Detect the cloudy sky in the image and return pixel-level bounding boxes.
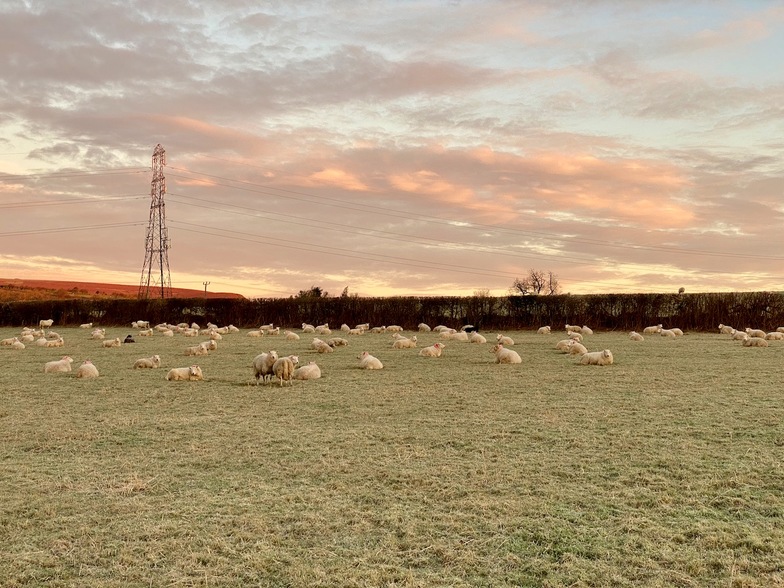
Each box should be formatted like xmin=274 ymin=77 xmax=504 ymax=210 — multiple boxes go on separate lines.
xmin=1 ymin=1 xmax=783 ymax=298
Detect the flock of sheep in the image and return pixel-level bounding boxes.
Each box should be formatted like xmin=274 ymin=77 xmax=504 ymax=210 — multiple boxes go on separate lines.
xmin=4 ymin=316 xmax=782 ymax=386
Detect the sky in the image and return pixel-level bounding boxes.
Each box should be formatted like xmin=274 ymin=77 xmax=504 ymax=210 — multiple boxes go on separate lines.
xmin=1 ymin=0 xmax=783 ymax=299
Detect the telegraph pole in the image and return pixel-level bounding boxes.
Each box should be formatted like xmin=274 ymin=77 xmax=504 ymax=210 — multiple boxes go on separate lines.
xmin=203 ymin=281 xmax=210 ymax=300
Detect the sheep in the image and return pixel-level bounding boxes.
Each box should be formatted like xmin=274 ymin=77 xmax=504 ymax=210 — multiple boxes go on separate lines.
xmin=730 ymin=329 xmax=747 ymax=341
xmin=182 ymin=328 xmax=198 ymax=337
xmin=166 ymin=365 xmax=204 ymax=381
xmin=1 ymin=336 xmax=17 ymax=346
xmin=660 ymin=329 xmax=677 ymax=338
xmin=132 ymin=320 xmax=150 ymax=329
xmin=629 ymin=331 xmax=644 ymax=341
xmin=432 ymin=325 xmax=450 ymax=333
xmin=161 ymin=329 xmax=174 ymax=337
xmin=284 ymin=330 xmax=300 ymax=341
xmin=185 ymin=343 xmax=209 ymax=356
xmin=46 ymin=331 xmax=61 ymax=340
xmin=340 ymin=323 xmax=351 ymax=332
xmin=579 ymin=349 xmax=614 ymax=366
xmin=568 ymin=342 xmax=588 ymax=356
xmin=138 ymin=328 xmax=154 ymax=337
xmin=392 ymin=336 xmax=418 ymax=349
xmin=419 ymin=342 xmax=445 ymax=357
xmin=20 ymin=333 xmax=34 ymax=343
xmin=258 ymin=323 xmax=274 ymax=332
xmin=11 ymin=339 xmax=25 ymax=350
xmin=745 ymin=328 xmax=767 ymax=339
xmin=461 ymin=324 xmax=478 ymax=333
xmin=449 ymin=331 xmax=469 ymax=342
xmin=490 ymin=343 xmax=522 ymax=364
xmin=643 ymin=324 xmax=663 ymax=335
xmin=247 ymin=330 xmax=264 ymax=337
xmin=293 ymin=361 xmax=322 ymax=380
xmin=777 ymin=327 xmax=784 ymax=333
xmin=439 ymin=329 xmax=457 ymax=339
xmin=272 ymin=355 xmax=298 ymax=386
xmin=44 ymin=356 xmax=73 ymax=373
xmin=718 ymin=324 xmax=735 ymax=334
xmin=670 ymin=328 xmax=684 ymax=336
xmin=418 ymin=323 xmax=432 ymax=332
xmin=581 ymin=325 xmax=594 ymax=335
xmin=312 ymin=338 xmax=334 ymax=353
xmin=133 ymin=354 xmax=162 ymax=369
xmin=370 ymin=326 xmax=387 ymax=334
xmin=568 ymin=332 xmax=583 ymax=342
xmin=252 ymin=351 xmax=278 ymax=384
xmin=315 ymin=323 xmax=331 ymax=335
xmin=358 ymin=351 xmax=383 ymax=369
xmin=555 ymin=339 xmax=574 ymax=352
xmin=327 ymin=337 xmax=349 ymax=347
xmin=79 ymin=322 xmax=93 ymax=329
xmin=90 ymin=329 xmax=106 ymax=340
xmin=45 ymin=337 xmax=64 ymax=348
xmin=39 ymin=319 xmax=54 ymax=329
xmin=302 ymin=323 xmax=316 ymax=333
xmin=228 ymin=325 xmax=240 ymax=333
xmin=348 ymin=328 xmax=364 ymax=335
xmin=209 ymin=331 xmax=223 ymax=341
xmin=468 ymin=332 xmax=487 ymax=344
xmin=765 ymin=332 xmax=784 ymax=340
xmin=565 ymin=324 xmax=582 ymax=334
xmin=75 ymin=360 xmax=100 ymax=379
xmin=742 ymin=336 xmax=768 ymax=348
xmin=537 ymin=326 xmax=551 ymax=334
xmin=355 ymin=323 xmax=370 ymax=332
xmin=102 ymin=337 xmax=122 ymax=348
xmin=386 ymin=325 xmax=403 ymax=333
xmin=496 ymin=334 xmax=515 ymax=346
xmin=35 ymin=337 xmax=48 ymax=347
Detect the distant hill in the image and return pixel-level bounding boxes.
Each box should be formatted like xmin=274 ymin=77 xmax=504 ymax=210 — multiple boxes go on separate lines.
xmin=0 ymin=279 xmax=245 ymax=301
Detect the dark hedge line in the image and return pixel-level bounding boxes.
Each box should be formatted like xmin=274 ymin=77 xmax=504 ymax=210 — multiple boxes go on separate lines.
xmin=2 ymin=291 xmax=783 ymax=332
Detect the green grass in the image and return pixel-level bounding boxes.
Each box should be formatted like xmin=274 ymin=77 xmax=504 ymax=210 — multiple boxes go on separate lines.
xmin=1 ymin=326 xmax=783 ymax=587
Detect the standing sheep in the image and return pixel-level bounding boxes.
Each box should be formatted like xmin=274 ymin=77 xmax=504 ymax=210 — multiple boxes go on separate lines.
xmin=490 ymin=343 xmax=522 ymax=364
xmin=272 ymin=355 xmax=298 ymax=386
xmin=75 ymin=360 xmax=100 ymax=379
xmin=252 ymin=351 xmax=278 ymax=384
xmin=579 ymin=349 xmax=614 ymax=365
xmin=358 ymin=351 xmax=383 ymax=369
xmin=165 ymin=365 xmax=204 ymax=381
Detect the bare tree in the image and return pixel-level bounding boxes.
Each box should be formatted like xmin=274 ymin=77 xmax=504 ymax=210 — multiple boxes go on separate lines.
xmin=511 ymin=269 xmax=561 ymax=296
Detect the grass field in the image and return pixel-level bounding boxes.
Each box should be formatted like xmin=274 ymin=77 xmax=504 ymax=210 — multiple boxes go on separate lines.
xmin=1 ymin=325 xmax=783 ymax=587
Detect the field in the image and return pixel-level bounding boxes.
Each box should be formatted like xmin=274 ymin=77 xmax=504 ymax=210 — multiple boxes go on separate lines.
xmin=1 ymin=325 xmax=783 ymax=587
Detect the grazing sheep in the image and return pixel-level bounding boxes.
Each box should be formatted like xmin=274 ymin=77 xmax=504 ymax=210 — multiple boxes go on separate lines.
xmin=537 ymin=326 xmax=551 ymax=334
xmin=272 ymin=355 xmax=298 ymax=386
xmin=293 ymin=361 xmax=322 ymax=380
xmin=765 ymin=332 xmax=784 ymax=340
xmin=133 ymin=355 xmax=162 ymax=369
xmin=643 ymin=324 xmax=663 ymax=335
xmin=75 ymin=360 xmax=99 ymax=379
xmin=490 ymin=343 xmax=522 ymax=364
xmin=252 ymin=351 xmax=278 ymax=384
xmin=102 ymin=338 xmax=122 ymax=348
xmin=496 ymin=334 xmax=515 ymax=346
xmin=418 ymin=323 xmax=432 ymax=332
xmin=284 ymin=330 xmax=301 ymax=341
xmin=419 ymin=342 xmax=445 ymax=357
xmin=358 ymin=351 xmax=383 ymax=369
xmin=392 ymin=335 xmax=418 ymax=349
xmin=568 ymin=342 xmax=588 ymax=356
xmin=629 ymin=331 xmax=644 ymax=341
xmin=745 ymin=328 xmax=767 ymax=339
xmin=581 ymin=326 xmax=594 ymax=335
xmin=742 ymin=336 xmax=769 ymax=348
xmin=39 ymin=319 xmax=54 ymax=329
xmin=79 ymin=323 xmax=93 ymax=329
xmin=579 ymin=349 xmax=614 ymax=366
xmin=44 ymin=356 xmax=74 ymax=373
xmin=166 ymin=365 xmax=204 ymax=381
xmin=468 ymin=332 xmax=487 ymax=344
xmin=718 ymin=324 xmax=734 ymax=334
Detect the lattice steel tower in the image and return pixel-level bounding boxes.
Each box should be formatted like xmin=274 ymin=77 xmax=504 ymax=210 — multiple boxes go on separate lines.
xmin=138 ymin=144 xmax=172 ymax=299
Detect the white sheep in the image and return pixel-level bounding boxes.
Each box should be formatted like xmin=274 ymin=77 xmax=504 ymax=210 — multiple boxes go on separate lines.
xmin=439 ymin=329 xmax=457 ymax=339
xmin=565 ymin=324 xmax=582 ymax=334
xmin=358 ymin=351 xmax=383 ymax=369
xmin=419 ymin=342 xmax=445 ymax=357
xmin=392 ymin=336 xmax=418 ymax=349
xmin=568 ymin=332 xmax=583 ymax=342
xmin=90 ymin=328 xmax=106 ymax=340
xmin=730 ymin=329 xmax=747 ymax=341
xmin=79 ymin=322 xmax=93 ymax=329
xmin=315 ymin=323 xmax=331 ymax=335
xmin=102 ymin=337 xmax=122 ymax=348
xmin=1 ymin=336 xmax=17 ymax=346
xmin=718 ymin=324 xmax=735 ymax=334
xmin=134 ymin=355 xmax=162 ymax=369
xmin=302 ymin=323 xmax=316 ymax=333
xmin=35 ymin=337 xmax=48 ymax=347
xmin=20 ymin=333 xmax=34 ymax=343
xmin=496 ymin=334 xmax=515 ymax=346
xmin=581 ymin=325 xmax=594 ymax=335
xmin=11 ymin=339 xmax=25 ymax=350
xmin=432 ymin=325 xmax=450 ymax=333
xmin=670 ymin=328 xmax=684 ymax=336
xmin=745 ymin=328 xmax=767 ymax=339
xmin=327 ymin=337 xmax=349 ymax=347
xmin=660 ymin=329 xmax=677 ymax=338
xmin=348 ymin=328 xmax=364 ymax=335
xmin=490 ymin=343 xmax=522 ymax=364
xmin=765 ymin=332 xmax=784 ymax=340
xmin=777 ymin=327 xmax=784 ymax=333
xmin=643 ymin=324 xmax=663 ymax=335
xmin=418 ymin=323 xmax=432 ymax=332
xmin=293 ymin=361 xmax=322 ymax=380
xmin=252 ymin=351 xmax=278 ymax=384
xmin=161 ymin=329 xmax=174 ymax=337
xmin=166 ymin=365 xmax=204 ymax=381
xmin=138 ymin=328 xmax=154 ymax=337
xmin=579 ymin=349 xmax=614 ymax=365
xmin=272 ymin=355 xmax=298 ymax=386
xmin=39 ymin=319 xmax=54 ymax=329
xmin=45 ymin=337 xmax=64 ymax=348
xmin=370 ymin=326 xmax=387 ymax=334
xmin=131 ymin=320 xmax=149 ymax=329
xmin=537 ymin=326 xmax=551 ymax=334
xmin=568 ymin=342 xmax=588 ymax=356
xmin=742 ymin=336 xmax=768 ymax=348
xmin=340 ymin=324 xmax=351 ymax=332
xmin=247 ymin=330 xmax=263 ymax=337
xmin=555 ymin=339 xmax=573 ymax=352
xmin=629 ymin=331 xmax=644 ymax=341
xmin=355 ymin=323 xmax=369 ymax=332
xmin=75 ymin=360 xmax=100 ymax=379
xmin=468 ymin=332 xmax=487 ymax=344
xmin=450 ymin=331 xmax=469 ymax=342
xmin=386 ymin=325 xmax=404 ymax=333
xmin=228 ymin=325 xmax=240 ymax=333
xmin=44 ymin=356 xmax=73 ymax=373
xmin=284 ymin=330 xmax=300 ymax=341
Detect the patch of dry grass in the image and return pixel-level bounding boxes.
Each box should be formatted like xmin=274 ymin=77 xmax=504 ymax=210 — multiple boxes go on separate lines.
xmin=1 ymin=325 xmax=783 ymax=586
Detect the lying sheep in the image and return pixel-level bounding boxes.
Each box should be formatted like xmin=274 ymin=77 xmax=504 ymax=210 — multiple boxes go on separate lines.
xmin=302 ymin=323 xmax=316 ymax=333
xmin=568 ymin=342 xmax=588 ymax=356
xmin=312 ymin=338 xmax=334 ymax=353
xmin=468 ymin=332 xmax=487 ymax=344
xmin=419 ymin=342 xmax=445 ymax=357
xmin=91 ymin=329 xmax=106 ymax=340
xmin=1 ymin=336 xmax=18 ymax=345
xmin=44 ymin=356 xmax=73 ymax=373
xmin=643 ymin=324 xmax=663 ymax=335
xmin=185 ymin=344 xmax=209 ymax=356
xmin=745 ymin=328 xmax=767 ymax=339
xmin=660 ymin=329 xmax=677 ymax=338
xmin=579 ymin=349 xmax=614 ymax=365
xmin=730 ymin=329 xmax=747 ymax=341
xmin=79 ymin=323 xmax=93 ymax=329
xmin=166 ymin=365 xmax=204 ymax=381
xmin=272 ymin=355 xmax=298 ymax=386
xmin=568 ymin=332 xmax=583 ymax=342
xmin=45 ymin=337 xmax=64 ymax=348
xmin=581 ymin=325 xmax=594 ymax=335
xmin=102 ymin=338 xmax=122 ymax=348
xmin=348 ymin=328 xmax=364 ymax=335
xmin=293 ymin=361 xmax=322 ymax=380
xmin=133 ymin=354 xmax=162 ymax=369
xmin=670 ymin=328 xmax=684 ymax=336
xmin=565 ymin=324 xmax=582 ymax=334
xmin=496 ymin=334 xmax=515 ymax=346
xmin=555 ymin=339 xmax=573 ymax=352
xmin=418 ymin=323 xmax=432 ymax=332
xmin=358 ymin=351 xmax=383 ymax=369
xmin=718 ymin=324 xmax=735 ymax=335
xmin=247 ymin=330 xmax=263 ymax=337
xmin=137 ymin=328 xmax=154 ymax=337
xmin=252 ymin=351 xmax=278 ymax=384
xmin=392 ymin=336 xmax=417 ymax=349
xmin=629 ymin=331 xmax=644 ymax=341
xmin=11 ymin=338 xmax=25 ymax=350
xmin=765 ymin=332 xmax=784 ymax=340
xmin=386 ymin=325 xmax=403 ymax=333
xmin=742 ymin=336 xmax=768 ymax=348
xmin=490 ymin=343 xmax=522 ymax=364
xmin=537 ymin=326 xmax=551 ymax=334
xmin=284 ymin=330 xmax=300 ymax=341
xmin=327 ymin=337 xmax=349 ymax=347
xmin=450 ymin=331 xmax=469 ymax=342
xmin=340 ymin=324 xmax=351 ymax=332
xmin=161 ymin=329 xmax=174 ymax=337
xmin=75 ymin=360 xmax=99 ymax=379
